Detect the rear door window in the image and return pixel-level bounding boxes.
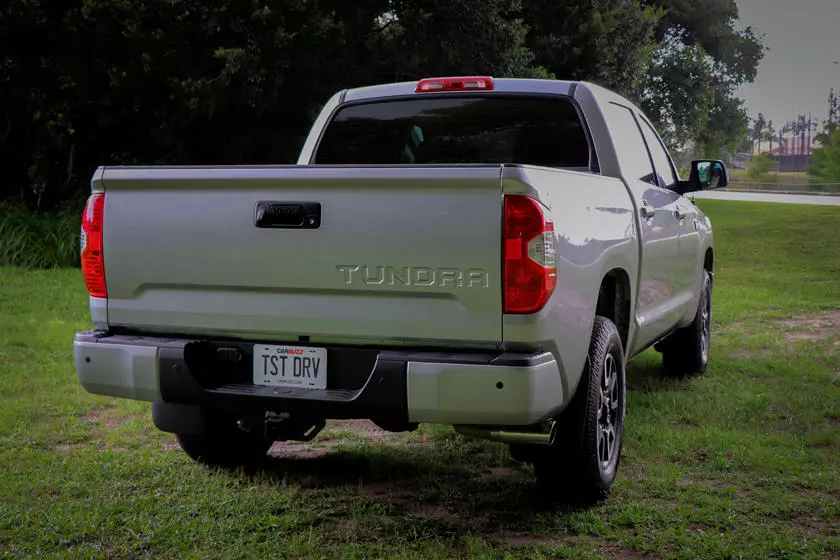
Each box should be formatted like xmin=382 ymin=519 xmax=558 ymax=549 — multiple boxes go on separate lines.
xmin=314 ymin=96 xmax=592 ymax=170
xmin=638 ymin=116 xmax=679 ymax=188
xmin=602 ymin=103 xmax=657 ymax=185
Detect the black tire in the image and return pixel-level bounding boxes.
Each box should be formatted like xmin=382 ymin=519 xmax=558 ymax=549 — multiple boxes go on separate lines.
xmin=175 ymin=409 xmax=273 ymax=468
xmin=661 ymin=271 xmax=712 ymax=376
xmin=533 ymin=316 xmax=626 ymax=504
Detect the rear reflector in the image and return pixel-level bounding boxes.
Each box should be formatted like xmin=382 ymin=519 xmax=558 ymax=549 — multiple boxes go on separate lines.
xmin=503 ymin=195 xmax=556 ymax=314
xmin=416 ymin=76 xmax=494 ymax=93
xmin=81 ymin=193 xmax=107 ymax=298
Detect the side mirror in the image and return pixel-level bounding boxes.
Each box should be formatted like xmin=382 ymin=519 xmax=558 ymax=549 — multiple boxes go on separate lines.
xmin=679 ymin=160 xmax=729 ymax=194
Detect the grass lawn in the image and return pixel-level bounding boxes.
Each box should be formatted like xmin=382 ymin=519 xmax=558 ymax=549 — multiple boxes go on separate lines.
xmin=1 ymin=200 xmax=839 ymax=559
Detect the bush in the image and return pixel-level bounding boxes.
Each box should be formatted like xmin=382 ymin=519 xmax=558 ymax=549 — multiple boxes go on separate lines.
xmin=810 ymin=127 xmax=840 ymax=183
xmin=0 ymin=200 xmax=83 ymax=268
xmin=745 ymin=152 xmax=776 ymax=181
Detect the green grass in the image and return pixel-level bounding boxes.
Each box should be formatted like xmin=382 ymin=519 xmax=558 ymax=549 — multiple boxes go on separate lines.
xmin=0 ymin=199 xmax=84 ymax=268
xmin=1 ymin=200 xmax=839 ymax=559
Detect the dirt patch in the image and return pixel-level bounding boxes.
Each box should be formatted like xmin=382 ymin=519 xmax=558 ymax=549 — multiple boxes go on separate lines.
xmin=494 ymin=531 xmax=560 ymax=548
xmin=268 ymin=419 xmax=400 ymax=460
xmin=356 ymin=481 xmax=398 ymax=499
xmin=790 ymin=516 xmax=840 ymax=537
xmin=599 ymin=541 xmax=662 ymax=559
xmin=269 ymin=442 xmax=332 ymax=460
xmin=79 ymin=405 xmax=123 ymax=430
xmin=729 ymin=348 xmax=775 ymax=360
xmin=325 ymin=419 xmax=396 ymax=439
xmin=777 ymin=310 xmax=840 ymax=343
xmin=355 ymin=481 xmax=462 ymax=524
xmin=688 ymin=523 xmax=717 ymax=534
xmin=723 ymin=310 xmax=840 ymax=359
xmin=80 ymin=409 xmax=102 ymax=422
xmin=483 ymin=466 xmax=517 ymax=478
xmin=408 ymin=502 xmax=461 ymax=523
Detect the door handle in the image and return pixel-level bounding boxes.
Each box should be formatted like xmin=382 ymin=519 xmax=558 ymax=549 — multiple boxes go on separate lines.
xmin=640 ymin=204 xmax=655 ymax=220
xmin=255 ymin=201 xmax=321 ymax=229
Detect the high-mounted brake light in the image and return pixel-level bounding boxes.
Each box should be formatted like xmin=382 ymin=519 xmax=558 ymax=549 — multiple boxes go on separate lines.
xmin=503 ymin=195 xmax=556 ymax=314
xmin=81 ymin=193 xmax=107 ymax=298
xmin=415 ymin=76 xmax=495 ymax=93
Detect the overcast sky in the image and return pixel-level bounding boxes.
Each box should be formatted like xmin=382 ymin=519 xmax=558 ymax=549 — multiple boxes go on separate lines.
xmin=736 ymin=0 xmax=839 ymax=130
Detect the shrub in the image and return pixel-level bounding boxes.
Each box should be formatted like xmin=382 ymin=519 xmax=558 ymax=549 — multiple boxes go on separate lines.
xmin=745 ymin=152 xmax=776 ymax=181
xmin=0 ymin=200 xmax=83 ymax=268
xmin=810 ymin=127 xmax=840 ymax=183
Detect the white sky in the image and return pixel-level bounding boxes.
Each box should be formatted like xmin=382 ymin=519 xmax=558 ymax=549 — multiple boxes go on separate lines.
xmin=736 ymin=0 xmax=840 ymax=130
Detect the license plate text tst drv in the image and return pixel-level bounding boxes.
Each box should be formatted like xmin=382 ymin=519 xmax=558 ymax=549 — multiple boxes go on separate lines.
xmin=253 ymin=345 xmax=328 ymax=389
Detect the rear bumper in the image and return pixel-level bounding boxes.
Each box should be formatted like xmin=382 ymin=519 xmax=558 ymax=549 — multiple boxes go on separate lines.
xmin=74 ymin=331 xmax=565 ymax=426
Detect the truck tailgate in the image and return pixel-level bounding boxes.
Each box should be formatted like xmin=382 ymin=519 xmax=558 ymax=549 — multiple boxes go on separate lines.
xmin=99 ymin=165 xmax=503 ymax=345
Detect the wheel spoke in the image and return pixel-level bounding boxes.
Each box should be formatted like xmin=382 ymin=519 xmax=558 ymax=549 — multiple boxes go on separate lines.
xmin=598 ymin=429 xmax=609 ymax=463
xmin=600 ymin=428 xmax=613 ymax=463
xmin=603 ymin=354 xmax=616 ymax=392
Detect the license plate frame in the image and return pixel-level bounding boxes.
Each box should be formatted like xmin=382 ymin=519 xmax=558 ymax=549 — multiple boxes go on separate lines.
xmin=253 ymin=344 xmax=328 ymax=389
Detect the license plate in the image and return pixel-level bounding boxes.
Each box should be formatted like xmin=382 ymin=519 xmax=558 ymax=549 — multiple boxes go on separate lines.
xmin=253 ymin=344 xmax=328 ymax=389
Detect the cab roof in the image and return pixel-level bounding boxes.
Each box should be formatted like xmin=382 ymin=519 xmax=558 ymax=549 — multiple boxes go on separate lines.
xmin=344 ymin=78 xmax=581 ymax=103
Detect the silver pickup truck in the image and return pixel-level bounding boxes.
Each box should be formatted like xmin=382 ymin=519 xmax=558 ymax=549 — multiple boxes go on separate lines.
xmin=74 ymin=76 xmax=727 ymax=503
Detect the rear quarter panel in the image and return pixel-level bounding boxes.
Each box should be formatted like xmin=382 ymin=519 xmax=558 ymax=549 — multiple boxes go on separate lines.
xmin=502 ymin=165 xmax=638 ymax=401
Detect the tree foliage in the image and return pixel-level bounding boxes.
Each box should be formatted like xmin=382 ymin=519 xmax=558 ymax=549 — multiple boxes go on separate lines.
xmin=810 ymin=128 xmax=840 ymax=182
xmin=639 ymin=0 xmax=764 ymax=157
xmin=0 ymin=0 xmax=762 ymax=209
xmin=523 ymin=0 xmax=661 ymax=95
xmin=745 ymin=152 xmax=775 ymax=181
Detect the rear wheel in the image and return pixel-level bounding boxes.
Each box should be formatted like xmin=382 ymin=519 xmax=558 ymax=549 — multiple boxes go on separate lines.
xmin=661 ymin=271 xmax=712 ymax=376
xmin=532 ymin=316 xmax=626 ymax=504
xmin=175 ymin=408 xmax=273 ymax=468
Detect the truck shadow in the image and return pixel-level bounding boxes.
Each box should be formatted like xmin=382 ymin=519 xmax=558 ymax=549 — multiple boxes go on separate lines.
xmin=625 ymin=355 xmax=697 ymax=394
xmin=215 ymin=360 xmax=687 ymax=538
xmin=250 ymin=444 xmax=589 ymax=538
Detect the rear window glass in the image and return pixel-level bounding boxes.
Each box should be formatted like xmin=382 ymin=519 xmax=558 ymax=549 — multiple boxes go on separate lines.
xmin=314 ymin=96 xmax=591 ymax=169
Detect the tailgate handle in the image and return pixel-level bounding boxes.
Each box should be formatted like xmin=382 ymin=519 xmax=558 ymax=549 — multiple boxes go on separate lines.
xmin=255 ymin=202 xmax=321 ymax=229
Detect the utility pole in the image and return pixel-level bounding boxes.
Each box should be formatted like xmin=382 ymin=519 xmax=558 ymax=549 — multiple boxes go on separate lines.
xmin=807 ymin=113 xmax=812 ymax=155
xmin=800 ymin=114 xmax=806 ymax=155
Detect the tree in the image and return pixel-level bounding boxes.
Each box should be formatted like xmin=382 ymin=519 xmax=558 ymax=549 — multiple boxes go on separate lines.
xmin=752 ymin=113 xmax=767 ymax=153
xmin=1 ymin=0 xmax=356 ymax=208
xmin=641 ymin=29 xmax=715 ymax=149
xmin=765 ymin=120 xmax=775 ymax=154
xmin=0 ymin=0 xmax=535 ymax=210
xmin=362 ymin=0 xmax=538 ymax=82
xmin=809 ymin=128 xmax=840 ymax=182
xmin=826 ymin=89 xmax=840 ymax=132
xmin=695 ymin=90 xmax=749 ymax=159
xmin=522 ymin=0 xmax=661 ymax=96
xmin=0 ymin=0 xmax=764 ymax=209
xmin=639 ymin=0 xmax=764 ymax=156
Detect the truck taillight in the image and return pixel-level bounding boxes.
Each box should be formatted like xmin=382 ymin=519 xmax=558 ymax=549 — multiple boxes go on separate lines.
xmin=503 ymin=195 xmax=556 ymax=314
xmin=81 ymin=193 xmax=107 ymax=298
